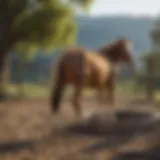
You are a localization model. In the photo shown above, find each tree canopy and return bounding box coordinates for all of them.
[0,0,93,99]
[0,0,93,55]
[147,17,160,75]
[150,18,160,48]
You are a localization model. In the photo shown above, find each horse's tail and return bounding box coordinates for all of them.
[50,58,65,114]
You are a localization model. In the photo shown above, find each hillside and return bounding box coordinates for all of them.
[76,15,154,54]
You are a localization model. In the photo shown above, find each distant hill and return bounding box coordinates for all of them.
[76,15,154,54]
[10,15,155,83]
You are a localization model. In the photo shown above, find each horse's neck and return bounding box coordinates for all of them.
[110,63,119,74]
[99,52,120,67]
[97,51,120,74]
[98,46,120,64]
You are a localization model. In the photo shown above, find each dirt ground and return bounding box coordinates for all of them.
[0,97,160,160]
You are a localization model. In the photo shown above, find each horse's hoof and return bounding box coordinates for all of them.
[51,108,59,115]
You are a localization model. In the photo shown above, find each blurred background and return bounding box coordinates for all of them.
[1,0,160,160]
[0,0,160,101]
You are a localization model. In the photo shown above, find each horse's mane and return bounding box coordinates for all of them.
[98,38,128,53]
[66,47,86,53]
[97,38,130,62]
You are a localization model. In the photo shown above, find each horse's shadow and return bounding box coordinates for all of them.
[0,139,38,153]
[114,145,160,160]
[65,109,160,153]
[0,109,159,156]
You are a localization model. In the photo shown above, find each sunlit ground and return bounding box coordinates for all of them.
[0,81,160,160]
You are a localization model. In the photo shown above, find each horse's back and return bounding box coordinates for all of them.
[57,48,112,87]
[86,51,111,73]
[58,48,87,84]
[85,52,112,86]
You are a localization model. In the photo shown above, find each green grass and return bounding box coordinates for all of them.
[6,83,95,98]
[7,83,49,98]
[6,82,160,100]
[6,82,137,98]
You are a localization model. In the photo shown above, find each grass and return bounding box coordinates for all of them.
[5,82,160,101]
[6,83,49,98]
[6,83,94,99]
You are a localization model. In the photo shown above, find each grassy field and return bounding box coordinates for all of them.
[6,81,143,98]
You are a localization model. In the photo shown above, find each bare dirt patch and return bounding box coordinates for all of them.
[0,97,159,160]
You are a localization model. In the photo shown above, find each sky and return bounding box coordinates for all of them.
[86,0,160,17]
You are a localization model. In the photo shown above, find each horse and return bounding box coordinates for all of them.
[50,38,134,116]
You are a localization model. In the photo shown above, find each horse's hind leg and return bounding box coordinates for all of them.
[106,73,116,107]
[106,84,115,107]
[51,82,65,114]
[97,87,105,107]
[72,86,83,117]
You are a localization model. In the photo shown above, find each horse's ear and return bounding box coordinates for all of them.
[117,36,125,40]
[117,36,130,43]
[117,38,131,49]
[98,44,106,53]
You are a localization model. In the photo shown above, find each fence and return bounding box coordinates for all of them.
[136,53,160,102]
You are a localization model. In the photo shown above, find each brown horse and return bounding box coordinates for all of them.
[50,38,134,116]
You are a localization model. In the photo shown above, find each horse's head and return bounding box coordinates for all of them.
[99,38,135,69]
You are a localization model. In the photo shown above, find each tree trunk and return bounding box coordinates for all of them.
[146,57,154,102]
[0,52,9,101]
[17,59,25,99]
[0,21,15,101]
[0,12,16,101]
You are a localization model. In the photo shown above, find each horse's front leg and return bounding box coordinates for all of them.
[97,87,105,107]
[72,86,83,117]
[106,84,115,107]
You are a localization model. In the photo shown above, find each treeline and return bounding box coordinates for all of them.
[10,56,52,84]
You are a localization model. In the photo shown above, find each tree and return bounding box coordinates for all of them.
[149,17,160,76]
[13,42,38,98]
[0,0,93,100]
[151,18,160,49]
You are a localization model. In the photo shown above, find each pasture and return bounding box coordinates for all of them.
[0,84,160,160]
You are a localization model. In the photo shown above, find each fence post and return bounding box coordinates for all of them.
[146,56,154,102]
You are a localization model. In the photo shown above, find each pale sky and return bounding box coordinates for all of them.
[87,0,160,17]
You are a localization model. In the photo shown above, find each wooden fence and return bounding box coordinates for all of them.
[137,53,160,101]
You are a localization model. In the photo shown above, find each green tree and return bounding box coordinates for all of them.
[13,42,37,98]
[149,17,160,75]
[0,0,93,100]
[151,18,160,48]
